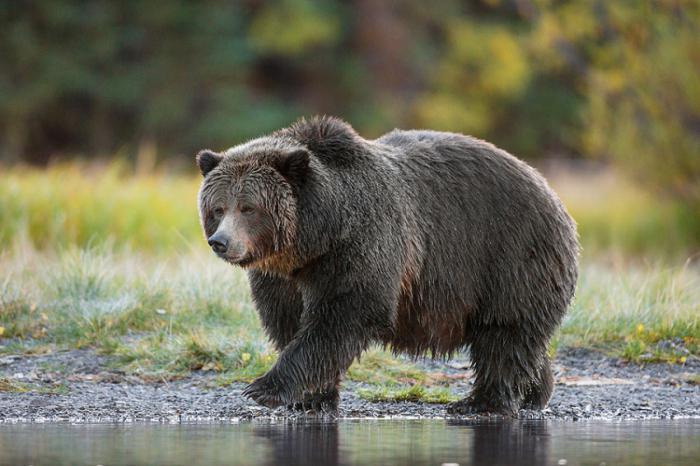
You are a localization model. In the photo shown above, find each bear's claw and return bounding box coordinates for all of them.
[243,374,339,413]
[242,375,287,408]
[288,390,339,414]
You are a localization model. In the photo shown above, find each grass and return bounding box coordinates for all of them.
[1,246,698,391]
[347,350,431,385]
[547,165,700,258]
[0,162,698,397]
[0,245,275,382]
[357,385,458,404]
[560,261,699,363]
[0,377,69,395]
[0,162,201,253]
[1,161,698,258]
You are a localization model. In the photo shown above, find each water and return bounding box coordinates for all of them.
[0,420,698,466]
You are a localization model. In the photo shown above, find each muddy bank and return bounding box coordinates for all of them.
[0,348,698,423]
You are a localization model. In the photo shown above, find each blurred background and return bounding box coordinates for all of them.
[0,0,698,257]
[1,0,699,377]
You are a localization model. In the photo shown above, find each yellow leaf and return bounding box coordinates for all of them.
[679,356,687,364]
[0,326,4,336]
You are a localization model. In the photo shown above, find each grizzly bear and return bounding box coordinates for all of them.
[196,116,579,416]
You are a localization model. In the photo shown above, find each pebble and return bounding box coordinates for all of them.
[0,347,698,423]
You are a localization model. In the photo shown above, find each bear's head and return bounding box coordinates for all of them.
[196,142,309,272]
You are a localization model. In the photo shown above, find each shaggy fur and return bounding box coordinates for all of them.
[196,116,579,416]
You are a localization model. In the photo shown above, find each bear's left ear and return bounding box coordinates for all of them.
[196,150,223,176]
[275,149,310,185]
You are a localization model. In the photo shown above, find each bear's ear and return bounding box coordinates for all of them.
[275,149,310,185]
[196,150,223,176]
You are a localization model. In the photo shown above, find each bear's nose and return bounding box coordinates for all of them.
[208,233,229,254]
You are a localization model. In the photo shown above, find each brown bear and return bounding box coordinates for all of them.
[196,116,579,416]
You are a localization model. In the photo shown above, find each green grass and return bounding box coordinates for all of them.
[347,349,430,385]
[1,246,698,390]
[0,246,276,382]
[0,162,202,253]
[1,162,697,258]
[560,262,700,363]
[357,385,458,404]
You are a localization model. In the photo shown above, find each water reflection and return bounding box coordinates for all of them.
[0,419,697,466]
[464,421,551,466]
[250,420,552,466]
[253,423,339,466]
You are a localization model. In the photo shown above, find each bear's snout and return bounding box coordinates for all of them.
[207,232,229,254]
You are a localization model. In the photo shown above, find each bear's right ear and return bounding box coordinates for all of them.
[275,149,310,186]
[196,150,223,176]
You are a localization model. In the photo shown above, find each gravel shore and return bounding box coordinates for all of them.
[1,348,698,423]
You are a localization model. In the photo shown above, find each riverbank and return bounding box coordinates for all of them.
[1,347,697,423]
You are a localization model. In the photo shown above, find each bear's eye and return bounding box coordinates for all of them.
[239,205,255,215]
[213,207,225,218]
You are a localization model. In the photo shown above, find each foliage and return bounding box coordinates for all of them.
[2,1,698,239]
[0,1,695,165]
[583,1,700,217]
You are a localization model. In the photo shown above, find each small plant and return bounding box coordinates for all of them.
[0,378,29,393]
[621,339,647,363]
[0,378,68,395]
[347,349,427,385]
[358,385,457,404]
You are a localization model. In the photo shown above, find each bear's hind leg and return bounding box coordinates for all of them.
[447,325,549,416]
[522,361,554,410]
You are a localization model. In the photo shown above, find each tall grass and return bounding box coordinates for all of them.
[1,162,698,257]
[0,163,202,253]
[562,262,700,361]
[547,166,699,258]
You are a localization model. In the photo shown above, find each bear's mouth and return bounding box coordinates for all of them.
[232,255,255,267]
[213,251,253,268]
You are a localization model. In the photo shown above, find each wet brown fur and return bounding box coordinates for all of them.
[196,116,579,416]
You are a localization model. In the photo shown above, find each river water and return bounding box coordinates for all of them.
[0,419,698,465]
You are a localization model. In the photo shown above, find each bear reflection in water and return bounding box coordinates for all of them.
[250,421,551,466]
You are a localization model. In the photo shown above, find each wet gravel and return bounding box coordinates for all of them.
[0,348,698,423]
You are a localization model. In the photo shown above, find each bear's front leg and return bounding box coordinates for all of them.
[243,373,338,412]
[243,291,388,411]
